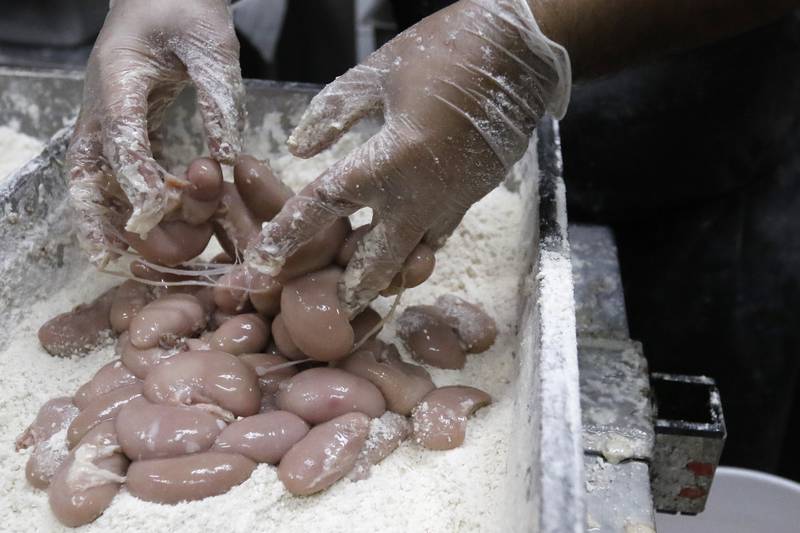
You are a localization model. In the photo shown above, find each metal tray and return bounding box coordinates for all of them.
[0,67,585,533]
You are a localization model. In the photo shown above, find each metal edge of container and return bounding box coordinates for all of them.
[507,118,585,533]
[0,67,83,141]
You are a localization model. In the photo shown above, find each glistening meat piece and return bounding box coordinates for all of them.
[247,272,282,317]
[18,397,80,490]
[117,331,186,379]
[38,287,117,357]
[67,383,143,449]
[233,155,293,222]
[128,293,207,349]
[278,412,370,495]
[339,341,435,416]
[348,411,412,481]
[397,305,465,369]
[143,350,260,417]
[209,313,270,355]
[48,421,128,527]
[213,182,261,260]
[213,266,256,314]
[179,157,224,224]
[238,353,298,394]
[276,367,385,424]
[435,294,497,353]
[350,307,383,343]
[270,314,306,360]
[109,280,151,333]
[411,386,491,450]
[280,267,354,361]
[17,397,79,452]
[116,397,226,460]
[73,359,139,409]
[126,452,255,504]
[212,411,309,463]
[125,220,215,267]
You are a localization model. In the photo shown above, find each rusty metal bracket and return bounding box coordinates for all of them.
[649,373,727,515]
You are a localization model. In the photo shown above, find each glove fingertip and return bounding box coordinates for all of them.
[287,115,355,159]
[119,165,172,237]
[243,233,286,278]
[210,139,240,166]
[287,125,330,159]
[288,73,384,158]
[190,70,245,166]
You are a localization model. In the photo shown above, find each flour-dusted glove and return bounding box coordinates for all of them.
[245,0,570,315]
[67,0,245,267]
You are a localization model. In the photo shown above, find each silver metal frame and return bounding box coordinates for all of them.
[506,120,586,533]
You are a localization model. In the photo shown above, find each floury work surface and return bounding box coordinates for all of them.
[0,69,585,533]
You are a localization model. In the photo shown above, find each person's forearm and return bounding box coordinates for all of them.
[529,0,800,80]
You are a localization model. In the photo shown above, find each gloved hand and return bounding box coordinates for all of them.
[245,0,570,316]
[67,0,245,267]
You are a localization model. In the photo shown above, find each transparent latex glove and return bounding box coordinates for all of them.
[245,0,570,316]
[67,0,245,267]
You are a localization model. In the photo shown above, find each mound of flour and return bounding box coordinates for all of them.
[0,131,526,533]
[0,125,44,183]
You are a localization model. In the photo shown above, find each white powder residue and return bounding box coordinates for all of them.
[0,126,44,183]
[27,428,70,484]
[0,118,526,532]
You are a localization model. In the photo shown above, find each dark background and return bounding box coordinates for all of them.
[1,0,798,481]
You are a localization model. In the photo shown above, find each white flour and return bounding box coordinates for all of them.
[0,125,44,183]
[0,129,526,532]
